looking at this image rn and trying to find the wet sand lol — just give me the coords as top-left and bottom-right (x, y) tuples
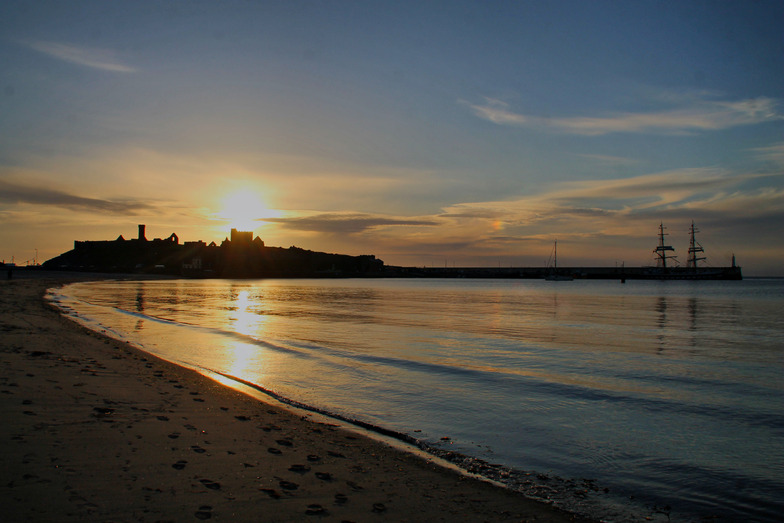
(1, 273), (590, 522)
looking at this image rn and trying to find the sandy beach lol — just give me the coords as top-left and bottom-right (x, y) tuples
(0, 273), (590, 522)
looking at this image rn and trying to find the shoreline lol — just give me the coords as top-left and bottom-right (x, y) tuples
(1, 274), (592, 522)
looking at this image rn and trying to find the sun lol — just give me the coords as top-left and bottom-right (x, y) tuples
(218, 190), (271, 232)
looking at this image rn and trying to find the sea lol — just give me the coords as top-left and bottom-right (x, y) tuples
(48, 278), (784, 522)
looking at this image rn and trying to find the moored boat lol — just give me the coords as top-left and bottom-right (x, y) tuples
(544, 240), (573, 281)
(641, 222), (742, 280)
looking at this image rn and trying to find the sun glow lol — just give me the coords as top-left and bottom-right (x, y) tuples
(217, 189), (279, 232)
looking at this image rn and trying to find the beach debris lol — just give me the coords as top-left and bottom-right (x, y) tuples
(92, 407), (114, 417)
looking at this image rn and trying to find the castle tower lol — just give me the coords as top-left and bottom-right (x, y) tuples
(138, 224), (147, 241)
(230, 228), (252, 244)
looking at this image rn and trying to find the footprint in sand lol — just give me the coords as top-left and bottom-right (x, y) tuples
(260, 488), (281, 499)
(307, 454), (321, 462)
(191, 445), (207, 454)
(372, 503), (387, 513)
(279, 480), (299, 491)
(346, 481), (363, 492)
(194, 505), (212, 520)
(288, 464), (310, 474)
(168, 432), (180, 439)
(305, 504), (327, 516)
(276, 439), (293, 447)
(172, 460), (187, 470)
(267, 448), (283, 455)
(334, 493), (348, 504)
(315, 472), (332, 481)
(199, 479), (221, 490)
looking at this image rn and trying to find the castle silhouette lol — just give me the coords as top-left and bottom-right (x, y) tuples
(43, 225), (384, 277)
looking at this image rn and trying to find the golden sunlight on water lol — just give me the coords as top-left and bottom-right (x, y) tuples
(223, 289), (269, 379)
(230, 290), (257, 336)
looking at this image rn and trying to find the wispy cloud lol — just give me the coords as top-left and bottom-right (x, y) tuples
(576, 154), (640, 167)
(751, 142), (784, 166)
(447, 168), (778, 223)
(23, 40), (137, 73)
(0, 179), (153, 214)
(467, 95), (783, 135)
(264, 212), (437, 234)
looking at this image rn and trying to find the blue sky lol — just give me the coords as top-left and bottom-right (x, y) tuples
(1, 1), (782, 274)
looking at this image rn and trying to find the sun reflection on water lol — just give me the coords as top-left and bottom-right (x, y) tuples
(224, 289), (267, 379)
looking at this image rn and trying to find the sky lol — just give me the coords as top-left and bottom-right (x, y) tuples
(1, 1), (783, 275)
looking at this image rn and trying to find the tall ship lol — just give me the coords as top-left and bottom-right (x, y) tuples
(642, 222), (742, 280)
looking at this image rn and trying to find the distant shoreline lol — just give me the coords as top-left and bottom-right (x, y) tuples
(9, 264), (752, 280)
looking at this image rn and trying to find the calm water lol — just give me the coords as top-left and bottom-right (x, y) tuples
(49, 278), (784, 522)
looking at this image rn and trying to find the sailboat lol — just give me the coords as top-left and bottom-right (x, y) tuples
(544, 240), (573, 281)
(643, 221), (742, 280)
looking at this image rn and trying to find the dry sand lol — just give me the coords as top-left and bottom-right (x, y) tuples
(1, 273), (591, 522)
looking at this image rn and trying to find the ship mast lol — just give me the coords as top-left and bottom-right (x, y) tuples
(654, 222), (677, 269)
(687, 221), (706, 269)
